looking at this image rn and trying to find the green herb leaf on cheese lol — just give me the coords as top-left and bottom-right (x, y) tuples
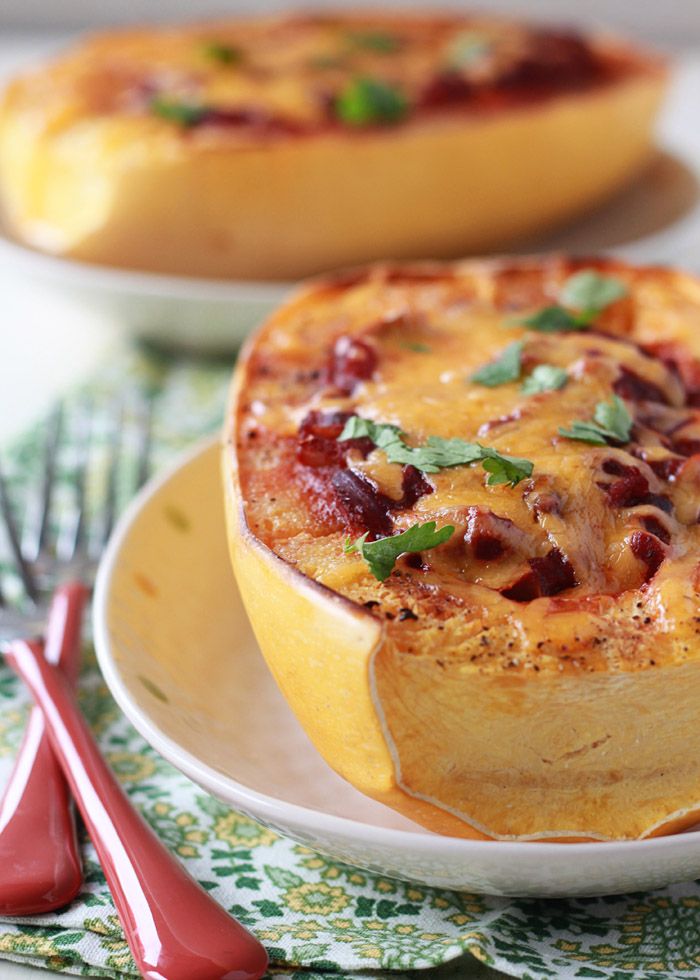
(390, 437), (484, 473)
(471, 341), (523, 386)
(559, 270), (628, 314)
(558, 395), (633, 445)
(201, 41), (243, 65)
(479, 448), (534, 487)
(338, 416), (533, 483)
(344, 521), (455, 581)
(338, 416), (403, 448)
(151, 96), (208, 127)
(520, 305), (587, 332)
(338, 417), (481, 472)
(335, 77), (408, 126)
(518, 270), (628, 333)
(521, 364), (568, 394)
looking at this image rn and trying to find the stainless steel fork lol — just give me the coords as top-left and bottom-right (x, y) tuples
(0, 392), (153, 634)
(0, 391), (153, 913)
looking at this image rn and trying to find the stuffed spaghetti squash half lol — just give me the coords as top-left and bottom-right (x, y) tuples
(0, 13), (666, 279)
(223, 256), (700, 841)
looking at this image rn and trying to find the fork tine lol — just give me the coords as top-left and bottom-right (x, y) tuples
(0, 461), (39, 604)
(22, 404), (63, 563)
(37, 404), (63, 555)
(98, 397), (125, 549)
(135, 393), (154, 492)
(56, 399), (92, 563)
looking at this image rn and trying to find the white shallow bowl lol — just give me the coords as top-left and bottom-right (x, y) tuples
(94, 439), (700, 898)
(0, 228), (290, 354)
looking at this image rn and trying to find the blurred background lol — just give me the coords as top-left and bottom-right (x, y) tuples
(0, 0), (699, 439)
(0, 0), (698, 50)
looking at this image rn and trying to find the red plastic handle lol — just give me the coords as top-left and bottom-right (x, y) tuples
(6, 638), (268, 980)
(0, 583), (86, 914)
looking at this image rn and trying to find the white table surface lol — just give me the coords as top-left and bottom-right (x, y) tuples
(0, 27), (698, 980)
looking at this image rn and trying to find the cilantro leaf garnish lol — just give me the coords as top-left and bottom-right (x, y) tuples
(478, 448), (534, 487)
(520, 305), (587, 332)
(338, 417), (480, 472)
(391, 436), (484, 473)
(518, 270), (628, 333)
(338, 416), (403, 449)
(558, 395), (633, 445)
(151, 96), (208, 127)
(521, 364), (568, 395)
(471, 341), (523, 386)
(559, 270), (628, 314)
(338, 416), (533, 484)
(202, 41), (243, 65)
(335, 77), (408, 126)
(346, 31), (402, 53)
(344, 521), (455, 581)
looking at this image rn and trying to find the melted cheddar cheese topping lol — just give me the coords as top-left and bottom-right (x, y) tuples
(4, 12), (649, 142)
(235, 258), (700, 675)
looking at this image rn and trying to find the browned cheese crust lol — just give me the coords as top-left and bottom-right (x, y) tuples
(3, 13), (657, 140)
(235, 257), (700, 678)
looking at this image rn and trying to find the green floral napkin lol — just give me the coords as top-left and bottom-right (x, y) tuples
(1, 347), (700, 980)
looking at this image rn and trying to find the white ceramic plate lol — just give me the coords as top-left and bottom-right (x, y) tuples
(0, 229), (290, 355)
(94, 439), (700, 898)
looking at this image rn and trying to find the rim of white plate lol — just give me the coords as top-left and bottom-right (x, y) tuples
(0, 224), (290, 303)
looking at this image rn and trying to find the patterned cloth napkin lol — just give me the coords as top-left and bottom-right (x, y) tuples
(1, 346), (700, 980)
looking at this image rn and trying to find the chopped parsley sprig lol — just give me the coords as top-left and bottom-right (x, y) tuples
(470, 341), (568, 394)
(335, 77), (408, 125)
(344, 521), (455, 581)
(521, 364), (568, 394)
(338, 416), (533, 485)
(521, 306), (588, 332)
(558, 395), (633, 446)
(478, 447), (534, 487)
(471, 341), (523, 387)
(201, 41), (243, 65)
(518, 270), (628, 332)
(150, 96), (208, 127)
(560, 270), (628, 313)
